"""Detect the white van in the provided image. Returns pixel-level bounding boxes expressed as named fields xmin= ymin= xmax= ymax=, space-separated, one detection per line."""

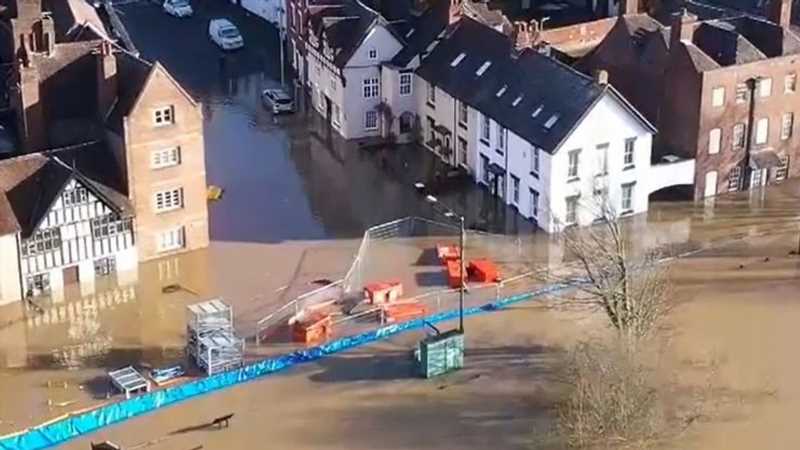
xmin=208 ymin=19 xmax=244 ymax=51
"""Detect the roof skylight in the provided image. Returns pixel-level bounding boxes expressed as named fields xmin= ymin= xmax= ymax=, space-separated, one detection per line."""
xmin=476 ymin=61 xmax=492 ymax=76
xmin=531 ymin=104 xmax=543 ymax=118
xmin=496 ymin=85 xmax=507 ymax=97
xmin=406 ymin=28 xmax=416 ymax=38
xmin=450 ymin=53 xmax=466 ymax=67
xmin=544 ymin=114 xmax=560 ymax=129
xmin=512 ymin=95 xmax=523 ymax=107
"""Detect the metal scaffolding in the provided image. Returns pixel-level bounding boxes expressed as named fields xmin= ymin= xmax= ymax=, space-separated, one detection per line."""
xmin=186 ymin=299 xmax=244 ymax=375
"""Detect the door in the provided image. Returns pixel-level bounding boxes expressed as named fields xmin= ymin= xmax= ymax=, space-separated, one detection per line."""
xmin=63 ymin=266 xmax=79 ymax=284
xmin=324 ymin=96 xmax=332 ymax=123
xmin=751 ymin=168 xmax=767 ymax=188
xmin=704 ymin=171 xmax=718 ymax=198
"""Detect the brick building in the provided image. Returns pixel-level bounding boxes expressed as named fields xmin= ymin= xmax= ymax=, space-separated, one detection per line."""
xmin=0 ymin=0 xmax=208 ymax=303
xmin=582 ymin=0 xmax=800 ymax=199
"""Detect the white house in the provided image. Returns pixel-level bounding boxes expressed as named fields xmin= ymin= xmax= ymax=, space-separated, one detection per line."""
xmin=415 ymin=18 xmax=657 ymax=232
xmin=0 ymin=154 xmax=137 ymax=305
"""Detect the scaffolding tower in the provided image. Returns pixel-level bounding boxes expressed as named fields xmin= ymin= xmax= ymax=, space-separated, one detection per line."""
xmin=186 ymin=299 xmax=245 ymax=375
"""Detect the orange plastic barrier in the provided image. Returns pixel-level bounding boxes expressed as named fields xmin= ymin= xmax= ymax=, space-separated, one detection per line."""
xmin=468 ymin=259 xmax=500 ymax=283
xmin=382 ymin=302 xmax=428 ymax=324
xmin=446 ymin=259 xmax=466 ymax=288
xmin=363 ymin=280 xmax=403 ymax=304
xmin=292 ymin=313 xmax=333 ymax=345
xmin=436 ymin=244 xmax=461 ymax=265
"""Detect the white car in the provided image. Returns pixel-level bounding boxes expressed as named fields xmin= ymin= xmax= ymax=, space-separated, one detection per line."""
xmin=163 ymin=0 xmax=193 ymax=17
xmin=262 ymin=88 xmax=295 ymax=114
xmin=209 ymin=19 xmax=244 ymax=51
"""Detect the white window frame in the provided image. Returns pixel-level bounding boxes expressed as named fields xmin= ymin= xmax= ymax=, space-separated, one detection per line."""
xmin=759 ymin=78 xmax=772 ymax=97
xmin=365 ymin=110 xmax=378 ymax=131
xmin=728 ymin=166 xmax=741 ymax=191
xmin=154 ymin=187 xmax=184 ymax=213
xmin=362 ymin=77 xmax=379 ymax=98
xmin=621 ymin=183 xmax=634 ymax=213
xmin=565 ymin=196 xmax=579 ymax=225
xmin=781 ymin=112 xmax=794 ymax=140
xmin=786 ymin=73 xmax=797 ymax=94
xmin=623 ymin=138 xmax=635 ymax=168
xmin=735 ymin=83 xmax=748 ymax=103
xmin=733 ymin=123 xmax=746 ymax=149
xmin=776 ymin=155 xmax=789 ymax=181
xmin=480 ymin=114 xmax=490 ymax=142
xmin=755 ymin=118 xmax=769 ymax=145
xmin=712 ymin=86 xmax=725 ymax=107
xmin=497 ymin=124 xmax=506 ymax=153
xmin=150 ymin=147 xmax=181 ymax=169
xmin=511 ymin=175 xmax=520 ymax=205
xmin=399 ymin=73 xmax=412 ymax=96
xmin=529 ymin=189 xmax=539 ymax=219
xmin=153 ymin=106 xmax=174 ymax=127
xmin=567 ymin=149 xmax=580 ymax=179
xmin=530 ymin=146 xmax=540 ymax=177
xmin=457 ymin=137 xmax=467 ymax=167
xmin=427 ymin=83 xmax=436 ymax=104
xmin=458 ymin=101 xmax=468 ymax=126
xmin=596 ymin=143 xmax=609 ymax=176
xmin=708 ymin=128 xmax=722 ymax=154
xmin=158 ymin=226 xmax=185 ymax=253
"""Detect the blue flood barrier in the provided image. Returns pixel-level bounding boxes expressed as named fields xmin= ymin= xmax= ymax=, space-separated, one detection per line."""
xmin=0 ymin=280 xmax=580 ymax=450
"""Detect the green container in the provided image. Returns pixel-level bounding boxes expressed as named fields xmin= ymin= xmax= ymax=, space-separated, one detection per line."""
xmin=417 ymin=329 xmax=464 ymax=378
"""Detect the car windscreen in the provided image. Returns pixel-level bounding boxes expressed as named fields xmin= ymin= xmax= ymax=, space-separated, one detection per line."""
xmin=220 ymin=27 xmax=240 ymax=38
xmin=174 ymin=0 xmax=190 ymax=6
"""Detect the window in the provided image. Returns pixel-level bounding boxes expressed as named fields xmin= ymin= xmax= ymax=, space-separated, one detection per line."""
xmin=786 ymin=73 xmax=796 ymax=93
xmin=365 ymin=110 xmax=378 ymax=130
xmin=781 ymin=112 xmax=794 ymax=140
xmin=531 ymin=104 xmax=543 ymax=118
xmin=708 ymin=128 xmax=722 ymax=154
xmin=458 ymin=101 xmax=468 ymax=126
xmin=596 ymin=143 xmax=609 ymax=176
xmin=20 ymin=228 xmax=61 ymax=257
xmin=728 ymin=166 xmax=741 ymax=191
xmin=497 ymin=124 xmax=505 ymax=154
xmin=529 ymin=189 xmax=539 ymax=219
xmin=511 ymin=175 xmax=520 ymax=205
xmin=362 ymin=78 xmax=379 ymax=98
xmin=480 ymin=114 xmax=490 ymax=142
xmin=155 ymin=188 xmax=184 ymax=213
xmin=94 ymin=257 xmax=116 ymax=277
xmin=759 ymin=77 xmax=772 ymax=97
xmin=776 ymin=155 xmax=789 ymax=181
xmin=427 ymin=116 xmax=436 ymax=143
xmin=621 ymin=183 xmax=634 ymax=213
xmin=399 ymin=72 xmax=412 ymax=96
xmin=332 ymin=104 xmax=341 ymax=126
xmin=624 ymin=138 xmax=635 ymax=167
xmin=25 ymin=273 xmax=50 ymax=297
xmin=154 ymin=106 xmax=174 ymax=126
xmin=565 ymin=196 xmax=578 ymax=225
xmin=399 ymin=114 xmax=412 ymax=134
xmin=62 ymin=187 xmax=88 ymax=206
xmin=512 ymin=96 xmax=523 ymax=107
xmin=756 ymin=118 xmax=769 ymax=144
xmin=530 ymin=146 xmax=540 ymax=177
xmin=543 ymin=114 xmax=559 ymax=130
xmin=91 ymin=216 xmax=132 ymax=239
xmin=450 ymin=52 xmax=466 ymax=66
xmin=151 ymin=147 xmax=181 ymax=169
xmin=733 ymin=123 xmax=746 ymax=149
xmin=735 ymin=83 xmax=748 ymax=103
xmin=158 ymin=227 xmax=185 ymax=252
xmin=481 ymin=154 xmax=490 ymax=184
xmin=475 ymin=61 xmax=492 ymax=76
xmin=457 ymin=137 xmax=467 ymax=166
xmin=427 ymin=83 xmax=436 ymax=105
xmin=368 ymin=48 xmax=377 ymax=60
xmin=567 ymin=149 xmax=580 ymax=179
xmin=712 ymin=87 xmax=725 ymax=107
xmin=496 ymin=85 xmax=507 ymax=97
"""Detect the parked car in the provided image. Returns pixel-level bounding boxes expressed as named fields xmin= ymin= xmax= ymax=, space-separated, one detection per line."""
xmin=261 ymin=88 xmax=295 ymax=114
xmin=208 ymin=19 xmax=244 ymax=51
xmin=163 ymin=0 xmax=193 ymax=17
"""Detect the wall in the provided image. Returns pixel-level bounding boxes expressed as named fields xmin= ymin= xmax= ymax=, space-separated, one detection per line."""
xmin=241 ymin=0 xmax=286 ymax=28
xmin=381 ymin=65 xmax=417 ymax=143
xmin=0 ymin=233 xmax=21 ymax=305
xmin=124 ymin=65 xmax=209 ymax=260
xmin=548 ymin=91 xmax=653 ymax=231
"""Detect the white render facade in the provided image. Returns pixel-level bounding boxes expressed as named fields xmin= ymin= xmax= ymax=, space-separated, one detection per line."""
xmin=307 ymin=23 xmax=404 ymax=139
xmin=416 ymin=75 xmax=654 ymax=233
xmin=0 ymin=178 xmax=137 ymax=305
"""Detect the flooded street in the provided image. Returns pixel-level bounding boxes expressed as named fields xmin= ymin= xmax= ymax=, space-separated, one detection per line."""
xmin=2 ymin=0 xmax=800 ymax=446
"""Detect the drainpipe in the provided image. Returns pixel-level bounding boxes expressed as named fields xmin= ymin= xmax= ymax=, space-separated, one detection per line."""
xmin=742 ymin=76 xmax=760 ymax=191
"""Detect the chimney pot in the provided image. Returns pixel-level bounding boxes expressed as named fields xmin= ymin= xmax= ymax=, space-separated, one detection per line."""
xmin=595 ymin=69 xmax=609 ymax=85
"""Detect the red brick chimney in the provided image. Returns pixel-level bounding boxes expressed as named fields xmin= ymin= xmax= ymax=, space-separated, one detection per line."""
xmin=767 ymin=0 xmax=792 ymax=28
xmin=670 ymin=9 xmax=698 ymax=47
xmin=513 ymin=21 xmax=532 ymax=49
xmin=96 ymin=40 xmax=118 ymax=120
xmin=449 ymin=0 xmax=462 ymax=25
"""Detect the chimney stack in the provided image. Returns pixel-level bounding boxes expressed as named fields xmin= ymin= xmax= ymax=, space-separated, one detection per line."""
xmin=670 ymin=9 xmax=698 ymax=47
xmin=767 ymin=0 xmax=792 ymax=28
xmin=595 ymin=69 xmax=609 ymax=85
xmin=448 ymin=0 xmax=462 ymax=25
xmin=619 ymin=0 xmax=639 ymax=16
xmin=96 ymin=40 xmax=118 ymax=120
xmin=513 ymin=21 xmax=531 ymax=49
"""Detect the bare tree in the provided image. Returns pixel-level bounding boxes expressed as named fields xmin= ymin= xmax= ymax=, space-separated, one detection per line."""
xmin=561 ymin=202 xmax=671 ymax=343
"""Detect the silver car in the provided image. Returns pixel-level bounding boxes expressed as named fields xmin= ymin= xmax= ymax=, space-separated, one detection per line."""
xmin=261 ymin=88 xmax=295 ymax=114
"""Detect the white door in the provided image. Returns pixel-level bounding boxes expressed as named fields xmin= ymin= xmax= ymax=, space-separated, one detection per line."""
xmin=704 ymin=171 xmax=718 ymax=198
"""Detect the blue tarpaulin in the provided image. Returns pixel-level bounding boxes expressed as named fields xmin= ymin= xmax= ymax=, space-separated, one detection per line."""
xmin=0 ymin=282 xmax=575 ymax=450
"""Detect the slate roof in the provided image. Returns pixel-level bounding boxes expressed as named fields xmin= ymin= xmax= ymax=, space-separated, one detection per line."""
xmin=390 ymin=0 xmax=449 ymax=66
xmin=45 ymin=0 xmax=111 ymax=42
xmin=308 ymin=1 xmax=383 ymax=68
xmin=417 ymin=17 xmax=653 ymax=153
xmin=0 ymin=150 xmax=131 ymax=237
xmin=106 ymin=51 xmax=154 ymax=133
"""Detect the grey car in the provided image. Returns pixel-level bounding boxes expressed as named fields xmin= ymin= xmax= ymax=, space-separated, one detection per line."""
xmin=261 ymin=88 xmax=295 ymax=114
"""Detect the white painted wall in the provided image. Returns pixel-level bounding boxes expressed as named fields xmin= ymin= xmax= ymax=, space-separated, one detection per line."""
xmin=415 ymin=76 xmax=477 ymax=170
xmin=0 ymin=233 xmax=21 ymax=305
xmin=241 ymin=0 xmax=287 ymax=28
